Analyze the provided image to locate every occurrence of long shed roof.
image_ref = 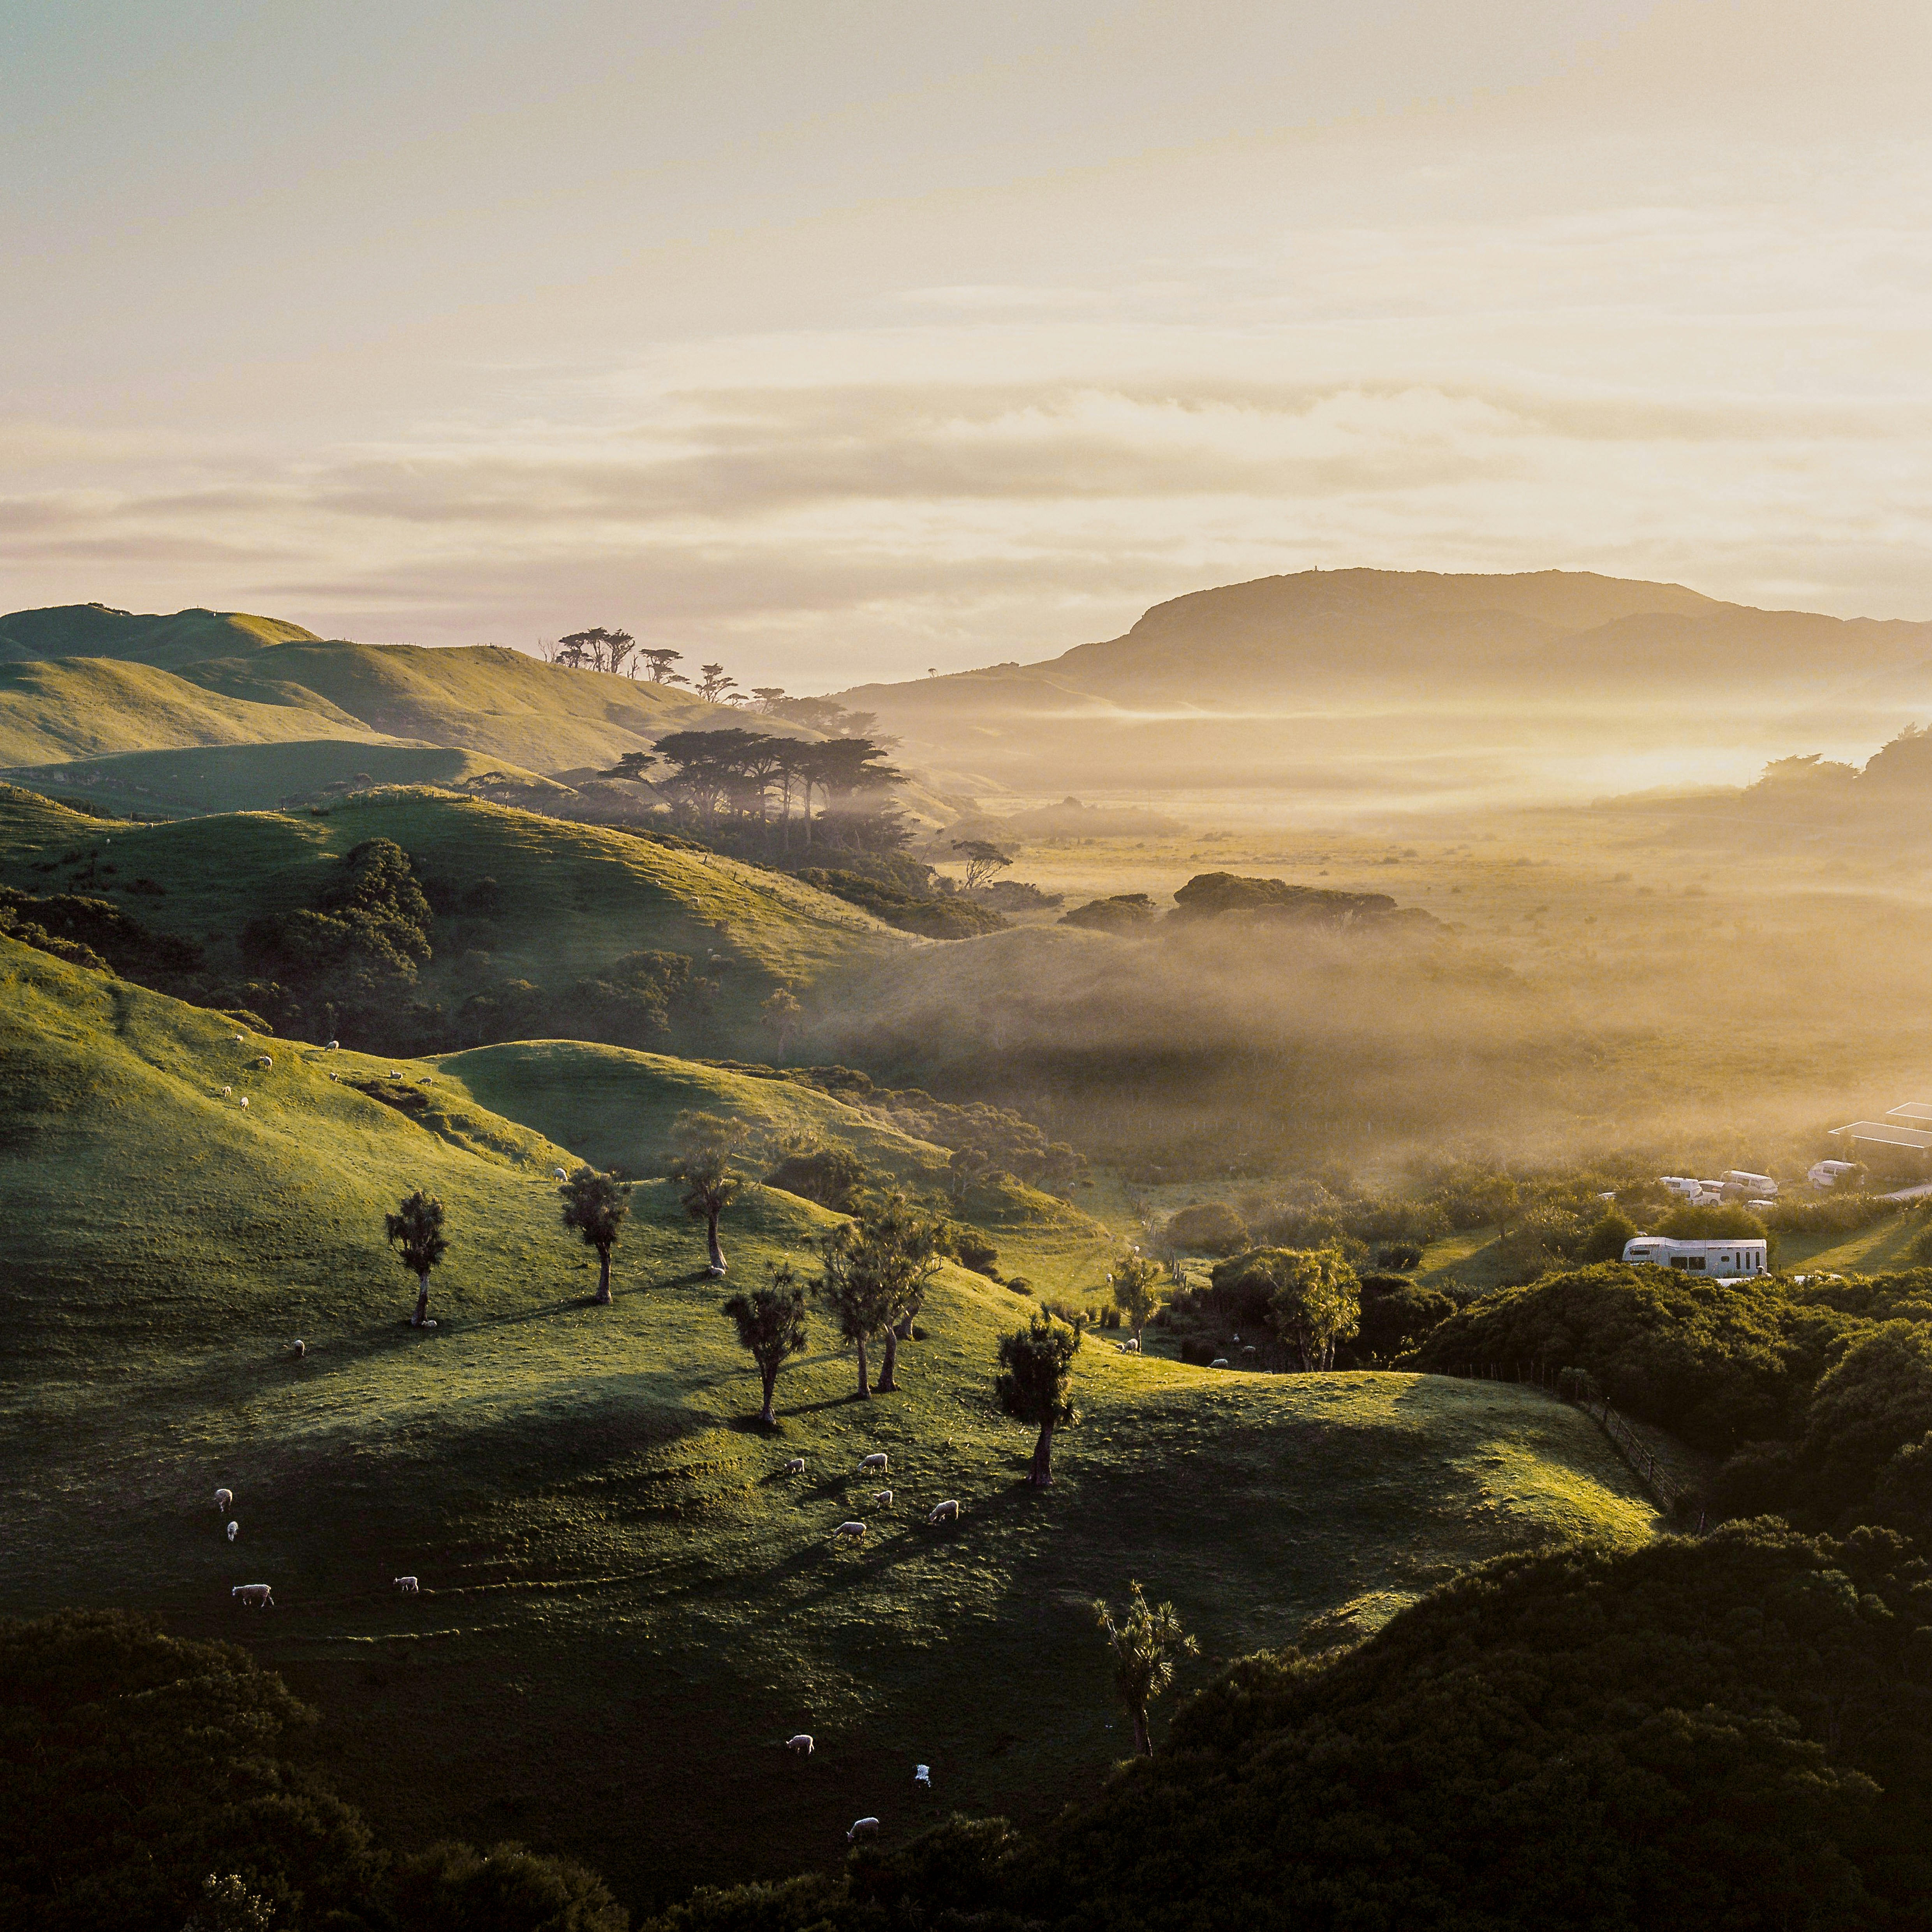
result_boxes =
[1832,1120,1932,1151]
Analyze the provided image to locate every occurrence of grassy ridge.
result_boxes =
[0,603,319,668]
[0,785,914,1032]
[0,935,1661,1911]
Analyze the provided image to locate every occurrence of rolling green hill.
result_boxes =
[0,783,914,1039]
[0,602,320,669]
[0,934,1661,1912]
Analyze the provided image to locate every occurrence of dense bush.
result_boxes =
[1765,1193,1899,1238]
[0,1609,626,1932]
[241,837,433,995]
[0,885,203,984]
[1350,1275,1455,1363]
[639,1524,1932,1932]
[1407,1263,1854,1449]
[1059,893,1157,933]
[762,1139,872,1212]
[1161,1201,1250,1256]
[794,868,1006,938]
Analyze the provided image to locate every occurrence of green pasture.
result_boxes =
[0,936,1661,1911]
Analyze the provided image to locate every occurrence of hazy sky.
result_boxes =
[4,0,1929,685]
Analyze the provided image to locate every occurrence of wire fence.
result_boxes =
[1436,1358,1703,1528]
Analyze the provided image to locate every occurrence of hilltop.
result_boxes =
[0,934,1659,1909]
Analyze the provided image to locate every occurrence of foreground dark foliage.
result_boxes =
[0,1610,625,1932]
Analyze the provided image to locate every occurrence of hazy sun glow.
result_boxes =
[5,1,1930,682]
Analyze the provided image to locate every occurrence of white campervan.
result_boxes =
[1623,1236,1769,1277]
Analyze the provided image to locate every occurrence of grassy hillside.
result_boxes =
[2,741,565,816]
[0,656,402,769]
[433,1039,1118,1293]
[0,784,914,1036]
[0,602,319,669]
[0,935,1660,1912]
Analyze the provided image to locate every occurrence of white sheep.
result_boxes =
[232,1583,273,1608]
[552,1167,569,1181]
[220,1085,232,1097]
[846,1818,880,1843]
[290,1340,306,1358]
[859,1452,889,1474]
[389,1069,402,1078]
[1210,1357,1228,1369]
[326,1040,340,1050]
[256,1055,273,1069]
[834,1521,867,1542]
[782,1457,805,1476]
[238,1097,249,1111]
[226,1520,238,1541]
[329,1071,340,1081]
[214,1487,233,1512]
[914,1765,932,1789]
[786,1733,814,1756]
[1242,1344,1257,1356]
[394,1575,419,1594]
[873,1489,893,1507]
[233,1033,246,1045]
[927,1499,961,1524]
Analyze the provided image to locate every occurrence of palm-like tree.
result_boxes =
[669,1110,748,1276]
[995,1311,1081,1484]
[721,1263,810,1426]
[1110,1254,1162,1345]
[559,1168,632,1305]
[1093,1580,1197,1755]
[385,1189,449,1327]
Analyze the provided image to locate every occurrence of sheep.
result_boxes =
[786,1733,814,1756]
[214,1488,233,1512]
[552,1167,569,1181]
[927,1499,961,1524]
[873,1489,893,1507]
[256,1055,273,1069]
[846,1818,880,1843]
[233,1033,246,1045]
[220,1085,232,1097]
[782,1457,805,1475]
[326,1040,340,1050]
[1210,1357,1228,1369]
[238,1097,248,1111]
[389,1069,402,1078]
[290,1339,306,1358]
[226,1521,238,1542]
[1115,1339,1143,1354]
[834,1521,867,1542]
[394,1575,419,1594]
[329,1072,340,1081]
[859,1452,889,1474]
[232,1584,273,1608]
[914,1765,932,1789]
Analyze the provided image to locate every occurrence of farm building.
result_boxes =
[1622,1236,1770,1277]
[1828,1120,1932,1175]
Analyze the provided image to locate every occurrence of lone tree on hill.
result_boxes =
[1110,1253,1162,1346]
[1264,1247,1361,1371]
[560,1167,632,1305]
[996,1310,1081,1485]
[670,1110,748,1276]
[385,1188,449,1328]
[721,1263,810,1426]
[639,647,686,684]
[696,662,738,704]
[1468,1173,1520,1240]
[951,839,1013,892]
[762,985,803,1056]
[1093,1580,1198,1756]
[814,1196,943,1399]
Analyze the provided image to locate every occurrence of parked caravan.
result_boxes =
[1809,1160,1863,1189]
[1721,1171,1777,1199]
[1623,1236,1769,1277]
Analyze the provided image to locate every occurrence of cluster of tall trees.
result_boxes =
[632,729,908,852]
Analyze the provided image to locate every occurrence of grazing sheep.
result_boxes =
[290,1340,306,1358]
[256,1055,273,1069]
[859,1452,889,1474]
[220,1085,232,1097]
[914,1765,932,1789]
[873,1489,893,1507]
[214,1488,233,1512]
[786,1734,814,1756]
[552,1167,569,1181]
[389,1069,402,1078]
[1242,1344,1257,1356]
[326,1040,340,1050]
[927,1499,961,1524]
[846,1818,880,1843]
[782,1457,805,1475]
[834,1521,867,1542]
[232,1584,273,1608]
[1210,1357,1228,1369]
[394,1575,419,1594]
[329,1071,340,1081]
[226,1521,238,1541]
[233,1033,246,1045]
[238,1097,248,1111]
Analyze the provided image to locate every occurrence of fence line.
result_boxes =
[1436,1358,1701,1527]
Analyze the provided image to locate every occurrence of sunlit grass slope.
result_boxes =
[3,741,565,815]
[187,640,738,773]
[0,656,402,768]
[0,935,1660,1911]
[0,785,912,1031]
[433,1038,1118,1294]
[0,602,319,669]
